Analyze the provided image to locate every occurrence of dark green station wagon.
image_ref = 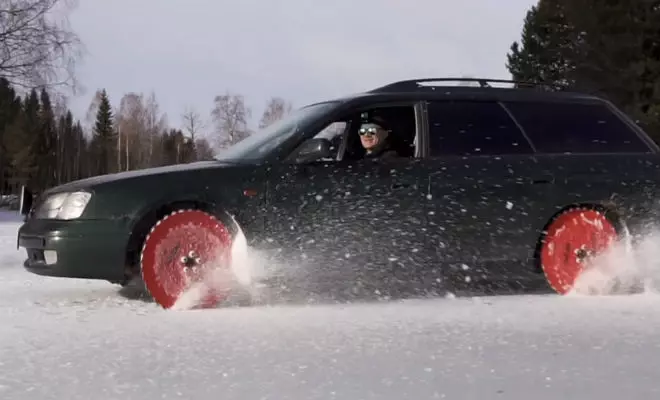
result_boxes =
[17,78,660,309]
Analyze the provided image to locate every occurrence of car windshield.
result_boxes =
[213,101,341,162]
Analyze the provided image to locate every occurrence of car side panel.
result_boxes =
[257,161,338,287]
[533,154,660,233]
[425,155,556,273]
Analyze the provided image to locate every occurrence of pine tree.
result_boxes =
[506,0,576,90]
[19,90,41,190]
[72,121,88,179]
[57,111,76,184]
[0,78,23,194]
[92,89,116,175]
[33,88,58,191]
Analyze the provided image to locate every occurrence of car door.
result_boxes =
[423,99,557,286]
[322,155,428,297]
[262,105,428,298]
[257,121,348,286]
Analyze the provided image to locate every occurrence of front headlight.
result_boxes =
[34,191,92,220]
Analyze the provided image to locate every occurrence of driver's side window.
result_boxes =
[290,103,418,164]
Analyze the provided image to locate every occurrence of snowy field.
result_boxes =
[2,210,660,399]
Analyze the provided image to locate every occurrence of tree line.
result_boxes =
[0,79,216,195]
[0,79,294,195]
[506,0,660,140]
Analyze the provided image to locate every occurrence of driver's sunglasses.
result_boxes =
[359,127,380,136]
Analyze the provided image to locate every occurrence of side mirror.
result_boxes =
[293,138,332,163]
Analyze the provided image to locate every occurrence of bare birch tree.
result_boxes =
[116,92,145,170]
[182,106,206,143]
[115,92,167,169]
[210,92,251,150]
[259,96,292,129]
[144,91,166,166]
[182,106,207,160]
[0,0,84,90]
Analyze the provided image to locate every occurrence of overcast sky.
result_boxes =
[67,0,536,133]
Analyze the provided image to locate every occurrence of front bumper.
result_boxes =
[17,218,130,282]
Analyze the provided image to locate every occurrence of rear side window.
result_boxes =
[504,101,652,154]
[427,101,533,156]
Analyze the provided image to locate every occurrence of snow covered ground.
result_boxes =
[2,209,660,400]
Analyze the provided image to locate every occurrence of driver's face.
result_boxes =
[359,124,388,150]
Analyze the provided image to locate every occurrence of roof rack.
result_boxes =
[369,78,556,93]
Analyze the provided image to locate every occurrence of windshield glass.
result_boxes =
[214,101,341,162]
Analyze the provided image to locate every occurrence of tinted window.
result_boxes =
[504,101,652,154]
[428,101,533,156]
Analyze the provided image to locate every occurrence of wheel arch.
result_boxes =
[532,201,627,273]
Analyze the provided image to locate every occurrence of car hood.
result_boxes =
[42,161,237,195]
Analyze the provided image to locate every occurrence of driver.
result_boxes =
[358,117,399,159]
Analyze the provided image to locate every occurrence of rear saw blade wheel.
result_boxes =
[140,209,233,309]
[540,207,620,295]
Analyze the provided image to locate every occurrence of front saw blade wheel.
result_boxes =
[140,209,232,309]
[540,206,620,295]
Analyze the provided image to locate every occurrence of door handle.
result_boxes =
[391,182,412,190]
[531,174,555,185]
[294,165,314,177]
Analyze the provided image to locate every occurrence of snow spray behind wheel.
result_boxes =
[546,207,660,296]
[568,228,660,296]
